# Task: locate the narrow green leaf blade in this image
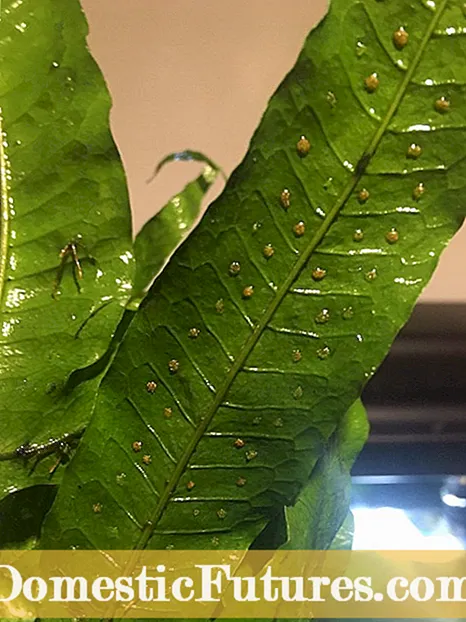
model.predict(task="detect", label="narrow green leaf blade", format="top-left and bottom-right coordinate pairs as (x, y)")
top-left (0, 308), bottom-right (135, 549)
top-left (330, 511), bottom-right (355, 551)
top-left (248, 400), bottom-right (366, 552)
top-left (0, 0), bottom-right (133, 500)
top-left (282, 400), bottom-right (368, 551)
top-left (42, 0), bottom-right (466, 551)
top-left (133, 159), bottom-right (220, 299)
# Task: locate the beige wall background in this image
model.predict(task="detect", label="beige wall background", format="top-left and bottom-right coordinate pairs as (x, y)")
top-left (81, 0), bottom-right (465, 303)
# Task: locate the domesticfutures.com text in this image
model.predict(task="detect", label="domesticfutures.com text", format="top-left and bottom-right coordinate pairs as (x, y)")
top-left (1, 563), bottom-right (466, 604)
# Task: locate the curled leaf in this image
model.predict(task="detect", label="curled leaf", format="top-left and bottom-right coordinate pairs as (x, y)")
top-left (133, 157), bottom-right (222, 300)
top-left (146, 150), bottom-right (226, 183)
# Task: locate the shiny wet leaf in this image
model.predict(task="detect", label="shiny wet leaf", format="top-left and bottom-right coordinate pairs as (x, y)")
top-left (42, 0), bottom-right (466, 552)
top-left (281, 400), bottom-right (368, 550)
top-left (133, 154), bottom-right (222, 301)
top-left (0, 0), bottom-right (133, 503)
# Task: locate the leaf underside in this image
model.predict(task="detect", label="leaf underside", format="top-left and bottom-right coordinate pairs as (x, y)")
top-left (248, 399), bottom-right (367, 552)
top-left (282, 399), bottom-right (368, 551)
top-left (0, 0), bottom-right (133, 502)
top-left (42, 0), bottom-right (466, 551)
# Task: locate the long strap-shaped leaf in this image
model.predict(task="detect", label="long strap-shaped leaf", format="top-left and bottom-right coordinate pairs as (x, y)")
top-left (0, 0), bottom-right (133, 501)
top-left (0, 155), bottom-right (219, 548)
top-left (132, 152), bottom-right (222, 302)
top-left (281, 399), bottom-right (368, 551)
top-left (42, 0), bottom-right (466, 550)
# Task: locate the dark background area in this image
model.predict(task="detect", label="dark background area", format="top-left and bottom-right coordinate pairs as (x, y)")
top-left (352, 304), bottom-right (466, 547)
top-left (357, 303), bottom-right (466, 477)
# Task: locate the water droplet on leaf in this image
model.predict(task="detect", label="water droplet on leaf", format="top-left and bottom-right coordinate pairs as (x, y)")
top-left (421, 0), bottom-right (436, 11)
top-left (356, 41), bottom-right (367, 57)
top-left (327, 91), bottom-right (337, 108)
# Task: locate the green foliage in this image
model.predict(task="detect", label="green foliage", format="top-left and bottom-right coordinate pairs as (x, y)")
top-left (282, 400), bottom-right (368, 551)
top-left (0, 0), bottom-right (464, 565)
top-left (39, 0), bottom-right (466, 554)
top-left (0, 485), bottom-right (57, 549)
top-left (0, 0), bottom-right (133, 502)
top-left (133, 152), bottom-right (222, 301)
top-left (0, 0), bottom-right (215, 538)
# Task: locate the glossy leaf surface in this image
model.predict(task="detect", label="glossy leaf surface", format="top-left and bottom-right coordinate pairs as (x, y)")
top-left (0, 0), bottom-right (133, 501)
top-left (42, 0), bottom-right (466, 550)
top-left (282, 400), bottom-right (368, 550)
top-left (133, 156), bottom-right (221, 300)
top-left (330, 511), bottom-right (355, 551)
top-left (250, 400), bottom-right (366, 552)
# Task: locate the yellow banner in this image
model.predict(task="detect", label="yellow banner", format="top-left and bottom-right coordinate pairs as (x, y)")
top-left (0, 550), bottom-right (465, 618)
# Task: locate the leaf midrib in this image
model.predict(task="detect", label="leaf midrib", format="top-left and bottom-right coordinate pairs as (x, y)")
top-left (136, 0), bottom-right (448, 550)
top-left (0, 113), bottom-right (10, 310)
